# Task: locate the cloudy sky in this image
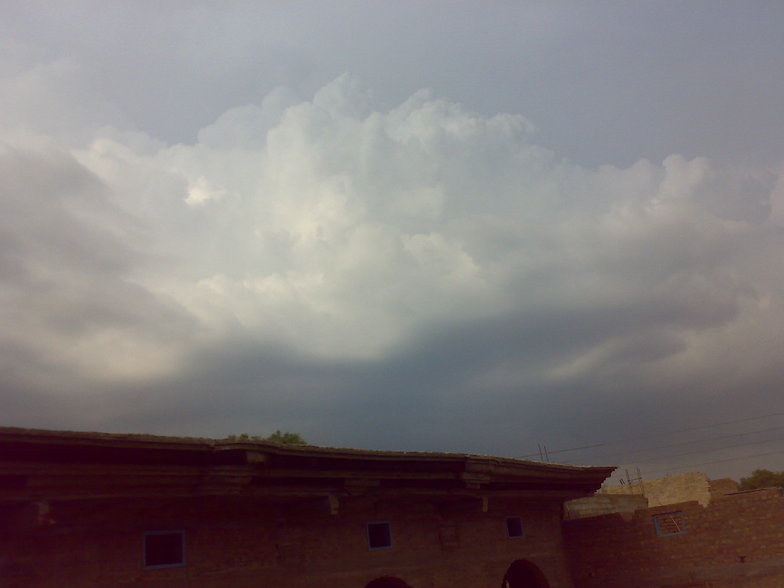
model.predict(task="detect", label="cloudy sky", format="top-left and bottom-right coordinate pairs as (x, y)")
top-left (2, 1), bottom-right (784, 482)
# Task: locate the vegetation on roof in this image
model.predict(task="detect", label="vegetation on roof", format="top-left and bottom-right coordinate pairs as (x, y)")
top-left (224, 430), bottom-right (307, 445)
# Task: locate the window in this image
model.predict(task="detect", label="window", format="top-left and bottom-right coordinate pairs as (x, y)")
top-left (653, 512), bottom-right (687, 537)
top-left (365, 578), bottom-right (412, 588)
top-left (367, 521), bottom-right (392, 550)
top-left (505, 516), bottom-right (524, 538)
top-left (144, 531), bottom-right (185, 568)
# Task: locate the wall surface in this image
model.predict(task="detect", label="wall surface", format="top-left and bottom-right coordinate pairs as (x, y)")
top-left (0, 495), bottom-right (573, 588)
top-left (602, 472), bottom-right (713, 507)
top-left (563, 493), bottom-right (648, 521)
top-left (709, 479), bottom-right (740, 499)
top-left (564, 488), bottom-right (784, 588)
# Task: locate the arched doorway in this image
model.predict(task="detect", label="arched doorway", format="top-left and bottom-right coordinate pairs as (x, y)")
top-left (501, 559), bottom-right (550, 588)
top-left (364, 577), bottom-right (412, 588)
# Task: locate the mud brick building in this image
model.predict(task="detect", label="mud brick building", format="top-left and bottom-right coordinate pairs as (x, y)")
top-left (0, 427), bottom-right (612, 588)
top-left (564, 486), bottom-right (784, 588)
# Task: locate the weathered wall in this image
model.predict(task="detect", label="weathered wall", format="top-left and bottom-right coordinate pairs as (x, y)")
top-left (564, 488), bottom-right (784, 588)
top-left (709, 478), bottom-right (740, 499)
top-left (564, 494), bottom-right (648, 521)
top-left (602, 472), bottom-right (713, 507)
top-left (0, 495), bottom-right (573, 588)
top-left (566, 475), bottom-right (740, 521)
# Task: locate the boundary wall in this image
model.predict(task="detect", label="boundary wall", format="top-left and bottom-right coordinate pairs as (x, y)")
top-left (564, 487), bottom-right (784, 588)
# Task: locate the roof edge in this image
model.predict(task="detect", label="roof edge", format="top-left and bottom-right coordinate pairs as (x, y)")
top-left (0, 426), bottom-right (615, 478)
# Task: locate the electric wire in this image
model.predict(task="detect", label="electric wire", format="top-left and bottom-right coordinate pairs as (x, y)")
top-left (646, 433), bottom-right (784, 462)
top-left (519, 411), bottom-right (784, 459)
top-left (642, 447), bottom-right (784, 476)
top-left (612, 433), bottom-right (784, 468)
top-left (573, 426), bottom-right (784, 464)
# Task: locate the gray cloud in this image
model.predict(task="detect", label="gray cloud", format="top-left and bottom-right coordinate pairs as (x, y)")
top-left (4, 3), bottom-right (783, 166)
top-left (2, 3), bottom-right (784, 482)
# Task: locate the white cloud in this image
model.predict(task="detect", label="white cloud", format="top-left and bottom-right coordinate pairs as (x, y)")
top-left (1, 75), bottom-right (781, 402)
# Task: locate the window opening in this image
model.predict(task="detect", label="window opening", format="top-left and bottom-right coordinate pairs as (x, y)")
top-left (653, 512), bottom-right (687, 536)
top-left (144, 530), bottom-right (185, 568)
top-left (364, 577), bottom-right (412, 588)
top-left (506, 516), bottom-right (524, 538)
top-left (367, 521), bottom-right (392, 550)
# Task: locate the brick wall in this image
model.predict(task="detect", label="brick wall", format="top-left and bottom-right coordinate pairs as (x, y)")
top-left (563, 488), bottom-right (784, 588)
top-left (709, 478), bottom-right (740, 500)
top-left (0, 495), bottom-right (574, 587)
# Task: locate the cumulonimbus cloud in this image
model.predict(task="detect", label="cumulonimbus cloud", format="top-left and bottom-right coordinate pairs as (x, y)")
top-left (1, 74), bottom-right (782, 395)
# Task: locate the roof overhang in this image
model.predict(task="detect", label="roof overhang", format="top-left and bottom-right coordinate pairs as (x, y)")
top-left (0, 427), bottom-right (614, 504)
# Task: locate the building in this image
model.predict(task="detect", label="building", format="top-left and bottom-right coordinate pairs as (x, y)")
top-left (0, 427), bottom-right (613, 588)
top-left (599, 471), bottom-right (739, 508)
top-left (564, 475), bottom-right (784, 588)
top-left (563, 472), bottom-right (740, 521)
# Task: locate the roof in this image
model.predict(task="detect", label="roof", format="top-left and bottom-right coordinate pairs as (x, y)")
top-left (0, 426), bottom-right (615, 504)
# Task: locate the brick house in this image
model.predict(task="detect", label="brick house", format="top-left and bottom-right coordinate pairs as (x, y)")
top-left (563, 481), bottom-right (784, 587)
top-left (0, 427), bottom-right (613, 588)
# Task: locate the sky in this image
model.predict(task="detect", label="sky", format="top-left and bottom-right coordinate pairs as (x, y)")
top-left (2, 1), bottom-right (784, 483)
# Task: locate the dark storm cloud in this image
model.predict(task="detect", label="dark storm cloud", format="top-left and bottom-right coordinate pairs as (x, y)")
top-left (15, 289), bottom-right (782, 484)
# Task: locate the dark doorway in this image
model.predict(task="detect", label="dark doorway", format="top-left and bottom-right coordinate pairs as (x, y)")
top-left (502, 559), bottom-right (550, 588)
top-left (364, 577), bottom-right (412, 588)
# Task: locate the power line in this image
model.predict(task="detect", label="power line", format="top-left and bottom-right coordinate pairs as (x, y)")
top-left (636, 433), bottom-right (784, 463)
top-left (643, 447), bottom-right (784, 476)
top-left (520, 411), bottom-right (784, 459)
top-left (578, 425), bottom-right (783, 464)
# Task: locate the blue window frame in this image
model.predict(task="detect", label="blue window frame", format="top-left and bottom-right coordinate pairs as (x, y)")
top-left (653, 512), bottom-right (687, 537)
